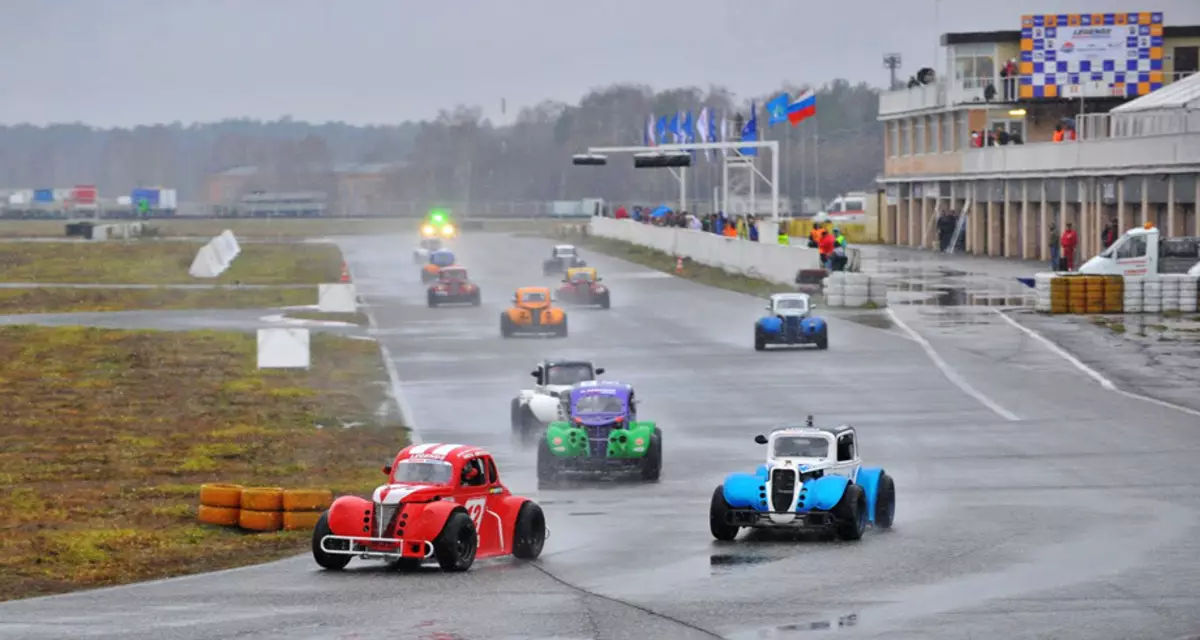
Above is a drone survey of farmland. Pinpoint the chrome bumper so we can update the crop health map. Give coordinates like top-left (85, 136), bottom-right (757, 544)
top-left (319, 535), bottom-right (435, 560)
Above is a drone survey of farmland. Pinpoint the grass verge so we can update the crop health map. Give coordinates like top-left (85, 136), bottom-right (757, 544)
top-left (0, 326), bottom-right (407, 601)
top-left (0, 218), bottom-right (572, 239)
top-left (285, 310), bottom-right (370, 325)
top-left (0, 241), bottom-right (343, 285)
top-left (0, 287), bottom-right (316, 315)
top-left (554, 232), bottom-right (791, 298)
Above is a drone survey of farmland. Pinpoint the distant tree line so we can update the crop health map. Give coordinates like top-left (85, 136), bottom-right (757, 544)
top-left (0, 80), bottom-right (882, 207)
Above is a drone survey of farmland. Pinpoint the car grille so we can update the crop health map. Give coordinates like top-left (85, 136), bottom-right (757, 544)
top-left (375, 503), bottom-right (398, 537)
top-left (586, 425), bottom-right (612, 456)
top-left (771, 468), bottom-right (796, 512)
top-left (784, 316), bottom-right (802, 338)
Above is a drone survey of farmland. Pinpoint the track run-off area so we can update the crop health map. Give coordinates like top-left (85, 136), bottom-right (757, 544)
top-left (2, 230), bottom-right (1200, 640)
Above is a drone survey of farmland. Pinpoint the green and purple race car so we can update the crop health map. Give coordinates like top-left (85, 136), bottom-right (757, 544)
top-left (537, 380), bottom-right (661, 488)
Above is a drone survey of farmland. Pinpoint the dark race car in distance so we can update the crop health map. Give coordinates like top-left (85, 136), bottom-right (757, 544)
top-left (428, 266), bottom-right (481, 307)
top-left (542, 245), bottom-right (587, 276)
top-left (555, 267), bottom-right (610, 308)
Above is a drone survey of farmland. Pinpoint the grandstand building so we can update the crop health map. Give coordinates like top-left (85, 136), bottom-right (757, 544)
top-left (877, 13), bottom-right (1200, 261)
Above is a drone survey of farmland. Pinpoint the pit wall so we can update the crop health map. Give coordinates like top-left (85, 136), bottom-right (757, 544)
top-left (587, 217), bottom-right (822, 285)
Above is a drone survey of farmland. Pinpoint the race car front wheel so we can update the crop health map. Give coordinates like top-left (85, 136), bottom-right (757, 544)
top-left (709, 486), bottom-right (740, 542)
top-left (874, 473), bottom-right (895, 529)
top-left (311, 511), bottom-right (351, 570)
top-left (640, 428), bottom-right (662, 482)
top-left (434, 511), bottom-right (478, 572)
top-left (833, 484), bottom-right (867, 541)
top-left (511, 501), bottom-right (546, 560)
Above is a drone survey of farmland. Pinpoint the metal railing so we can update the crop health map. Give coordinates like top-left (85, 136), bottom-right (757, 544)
top-left (1077, 110), bottom-right (1200, 142)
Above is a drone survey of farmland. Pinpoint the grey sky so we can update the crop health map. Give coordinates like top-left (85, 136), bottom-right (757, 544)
top-left (3, 0), bottom-right (1198, 128)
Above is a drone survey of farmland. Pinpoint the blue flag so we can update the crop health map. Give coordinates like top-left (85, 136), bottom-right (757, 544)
top-left (668, 112), bottom-right (681, 144)
top-left (656, 116), bottom-right (668, 144)
top-left (766, 93), bottom-right (790, 126)
top-left (740, 102), bottom-right (758, 156)
top-left (708, 109), bottom-right (717, 160)
top-left (682, 111), bottom-right (694, 155)
top-left (644, 114), bottom-right (653, 146)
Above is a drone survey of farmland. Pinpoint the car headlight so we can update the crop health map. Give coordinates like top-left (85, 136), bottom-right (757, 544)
top-left (442, 224), bottom-right (455, 235)
top-left (422, 225), bottom-right (435, 235)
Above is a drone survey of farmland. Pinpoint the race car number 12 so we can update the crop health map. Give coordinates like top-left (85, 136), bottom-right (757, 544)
top-left (464, 497), bottom-right (487, 535)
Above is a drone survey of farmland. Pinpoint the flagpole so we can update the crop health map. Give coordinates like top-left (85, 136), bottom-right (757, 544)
top-left (812, 116), bottom-right (821, 207)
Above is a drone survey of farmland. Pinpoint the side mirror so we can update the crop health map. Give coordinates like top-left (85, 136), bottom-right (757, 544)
top-left (382, 464), bottom-right (392, 475)
top-left (595, 367), bottom-right (605, 375)
top-left (754, 434), bottom-right (768, 445)
top-left (810, 304), bottom-right (818, 310)
top-left (511, 294), bottom-right (518, 303)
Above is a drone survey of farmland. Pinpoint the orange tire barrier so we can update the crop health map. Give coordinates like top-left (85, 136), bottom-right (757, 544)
top-left (239, 509), bottom-right (283, 532)
top-left (240, 487), bottom-right (284, 512)
top-left (282, 511), bottom-right (323, 531)
top-left (282, 489), bottom-right (333, 512)
top-left (198, 504), bottom-right (240, 526)
top-left (199, 483), bottom-right (243, 508)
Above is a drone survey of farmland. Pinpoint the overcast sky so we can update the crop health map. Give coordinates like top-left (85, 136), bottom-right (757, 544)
top-left (2, 0), bottom-right (1198, 128)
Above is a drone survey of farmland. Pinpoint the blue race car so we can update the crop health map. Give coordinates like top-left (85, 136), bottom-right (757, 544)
top-left (709, 416), bottom-right (895, 542)
top-left (754, 293), bottom-right (828, 351)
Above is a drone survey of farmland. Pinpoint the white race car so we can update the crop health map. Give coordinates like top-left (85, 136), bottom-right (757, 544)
top-left (510, 359), bottom-right (603, 443)
top-left (413, 237), bottom-right (445, 264)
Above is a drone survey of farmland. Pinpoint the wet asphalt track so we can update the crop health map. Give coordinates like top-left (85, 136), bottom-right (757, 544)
top-left (3, 232), bottom-right (1200, 640)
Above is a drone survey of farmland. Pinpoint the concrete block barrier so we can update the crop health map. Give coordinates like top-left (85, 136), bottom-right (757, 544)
top-left (189, 229), bottom-right (241, 278)
top-left (821, 271), bottom-right (890, 308)
top-left (1034, 273), bottom-right (1199, 314)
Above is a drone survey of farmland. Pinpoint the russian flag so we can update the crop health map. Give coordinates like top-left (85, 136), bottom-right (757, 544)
top-left (787, 90), bottom-right (816, 125)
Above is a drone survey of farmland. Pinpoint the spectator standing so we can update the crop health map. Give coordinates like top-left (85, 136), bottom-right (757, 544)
top-left (1061, 223), bottom-right (1079, 271)
top-left (1048, 223), bottom-right (1061, 270)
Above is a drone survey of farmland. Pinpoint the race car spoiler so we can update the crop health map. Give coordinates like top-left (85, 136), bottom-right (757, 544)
top-left (319, 535), bottom-right (435, 560)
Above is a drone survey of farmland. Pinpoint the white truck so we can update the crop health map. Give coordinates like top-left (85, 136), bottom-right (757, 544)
top-left (1079, 225), bottom-right (1200, 278)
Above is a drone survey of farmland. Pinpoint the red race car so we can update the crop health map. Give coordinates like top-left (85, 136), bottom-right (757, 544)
top-left (554, 267), bottom-right (610, 308)
top-left (427, 266), bottom-right (481, 307)
top-left (312, 443), bottom-right (547, 572)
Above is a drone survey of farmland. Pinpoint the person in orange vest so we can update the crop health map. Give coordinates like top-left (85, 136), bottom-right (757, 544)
top-left (818, 227), bottom-right (836, 270)
top-left (1053, 124), bottom-right (1065, 143)
top-left (808, 223), bottom-right (827, 248)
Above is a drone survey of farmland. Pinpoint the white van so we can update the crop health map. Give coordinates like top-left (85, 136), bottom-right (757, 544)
top-left (1079, 226), bottom-right (1200, 278)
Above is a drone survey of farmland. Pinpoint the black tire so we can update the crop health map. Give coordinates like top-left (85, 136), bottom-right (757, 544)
top-left (874, 473), bottom-right (895, 529)
top-left (640, 428), bottom-right (662, 482)
top-left (833, 484), bottom-right (868, 541)
top-left (433, 511), bottom-right (477, 572)
top-left (816, 328), bottom-right (829, 350)
top-left (500, 313), bottom-right (512, 337)
top-left (427, 291), bottom-right (438, 308)
top-left (519, 407), bottom-right (540, 444)
top-left (599, 292), bottom-right (610, 309)
top-left (536, 436), bottom-right (557, 488)
top-left (311, 511), bottom-right (351, 570)
top-left (471, 291), bottom-right (481, 306)
top-left (510, 398), bottom-right (523, 432)
top-left (511, 501), bottom-right (547, 560)
top-left (557, 316), bottom-right (568, 337)
top-left (709, 486), bottom-right (740, 542)
top-left (754, 328), bottom-right (766, 351)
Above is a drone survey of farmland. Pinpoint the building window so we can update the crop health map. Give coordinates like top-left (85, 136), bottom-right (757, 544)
top-left (954, 55), bottom-right (996, 89)
top-left (914, 117), bottom-right (926, 154)
top-left (929, 115), bottom-right (939, 153)
top-left (942, 113), bottom-right (954, 152)
top-left (899, 120), bottom-right (910, 155)
top-left (957, 111), bottom-right (969, 150)
top-left (889, 122), bottom-right (899, 157)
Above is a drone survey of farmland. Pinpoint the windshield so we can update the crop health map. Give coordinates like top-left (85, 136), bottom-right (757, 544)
top-left (554, 247), bottom-right (576, 257)
top-left (574, 393), bottom-right (625, 414)
top-left (773, 436), bottom-right (829, 458)
top-left (546, 363), bottom-right (593, 385)
top-left (393, 460), bottom-right (453, 484)
top-left (440, 269), bottom-right (467, 280)
top-left (570, 271), bottom-right (594, 282)
top-left (776, 298), bottom-right (808, 311)
top-left (522, 291), bottom-right (547, 303)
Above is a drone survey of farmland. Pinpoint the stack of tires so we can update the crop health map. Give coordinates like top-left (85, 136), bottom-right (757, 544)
top-left (823, 272), bottom-right (845, 307)
top-left (1123, 278), bottom-right (1143, 313)
top-left (1161, 274), bottom-right (1183, 314)
top-left (1182, 276), bottom-right (1199, 313)
top-left (1143, 278), bottom-right (1163, 314)
top-left (1083, 276), bottom-right (1105, 314)
top-left (868, 274), bottom-right (890, 308)
top-left (1102, 275), bottom-right (1124, 313)
top-left (197, 484), bottom-right (333, 532)
top-left (843, 273), bottom-right (870, 307)
top-left (1034, 273), bottom-right (1055, 312)
top-left (1066, 276), bottom-right (1088, 314)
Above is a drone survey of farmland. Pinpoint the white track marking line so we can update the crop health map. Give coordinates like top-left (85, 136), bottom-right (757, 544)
top-left (994, 309), bottom-right (1200, 419)
top-left (344, 256), bottom-right (421, 442)
top-left (885, 308), bottom-right (1021, 421)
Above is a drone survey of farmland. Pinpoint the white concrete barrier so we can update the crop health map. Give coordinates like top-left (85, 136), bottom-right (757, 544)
top-left (257, 328), bottom-right (310, 369)
top-left (1181, 276), bottom-right (1199, 313)
top-left (821, 271), bottom-right (890, 308)
top-left (588, 217), bottom-right (822, 286)
top-left (318, 284), bottom-right (357, 312)
top-left (1161, 274), bottom-right (1182, 312)
top-left (87, 222), bottom-right (143, 241)
top-left (189, 229), bottom-right (241, 278)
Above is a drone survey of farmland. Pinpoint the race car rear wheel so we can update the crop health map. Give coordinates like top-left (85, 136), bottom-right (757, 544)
top-left (510, 398), bottom-right (523, 432)
top-left (640, 428), bottom-right (662, 482)
top-left (833, 484), bottom-right (867, 541)
top-left (434, 511), bottom-right (477, 572)
top-left (511, 501), bottom-right (546, 560)
top-left (754, 328), bottom-right (766, 351)
top-left (709, 486), bottom-right (740, 542)
top-left (815, 327), bottom-right (829, 350)
top-left (874, 472), bottom-right (895, 529)
top-left (500, 313), bottom-right (513, 338)
top-left (471, 291), bottom-right (481, 306)
top-left (598, 291), bottom-right (610, 309)
top-left (427, 291), bottom-right (438, 308)
top-left (557, 317), bottom-right (568, 337)
top-left (311, 511), bottom-right (351, 570)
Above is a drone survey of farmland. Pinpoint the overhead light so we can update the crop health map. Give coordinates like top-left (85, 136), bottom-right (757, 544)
top-left (1008, 109), bottom-right (1027, 116)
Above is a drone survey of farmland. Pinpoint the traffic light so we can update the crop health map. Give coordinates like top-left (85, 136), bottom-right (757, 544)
top-left (572, 154), bottom-right (608, 166)
top-left (633, 152), bottom-right (691, 169)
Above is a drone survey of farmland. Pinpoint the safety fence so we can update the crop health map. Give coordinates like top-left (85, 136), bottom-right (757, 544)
top-left (198, 483), bottom-right (333, 532)
top-left (821, 272), bottom-right (890, 308)
top-left (1034, 273), bottom-right (1199, 314)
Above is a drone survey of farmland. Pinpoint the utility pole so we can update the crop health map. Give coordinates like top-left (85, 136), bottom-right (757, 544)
top-left (883, 53), bottom-right (903, 90)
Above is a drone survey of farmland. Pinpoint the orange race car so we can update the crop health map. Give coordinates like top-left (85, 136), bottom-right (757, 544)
top-left (501, 287), bottom-right (567, 338)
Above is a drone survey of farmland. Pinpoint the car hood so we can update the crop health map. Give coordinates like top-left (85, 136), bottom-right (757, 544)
top-left (371, 483), bottom-right (446, 505)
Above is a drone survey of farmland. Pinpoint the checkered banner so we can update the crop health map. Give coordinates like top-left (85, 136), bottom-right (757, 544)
top-left (1020, 12), bottom-right (1164, 99)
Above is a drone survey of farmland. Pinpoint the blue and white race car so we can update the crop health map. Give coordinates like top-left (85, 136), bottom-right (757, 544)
top-left (754, 293), bottom-right (827, 351)
top-left (709, 416), bottom-right (895, 541)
